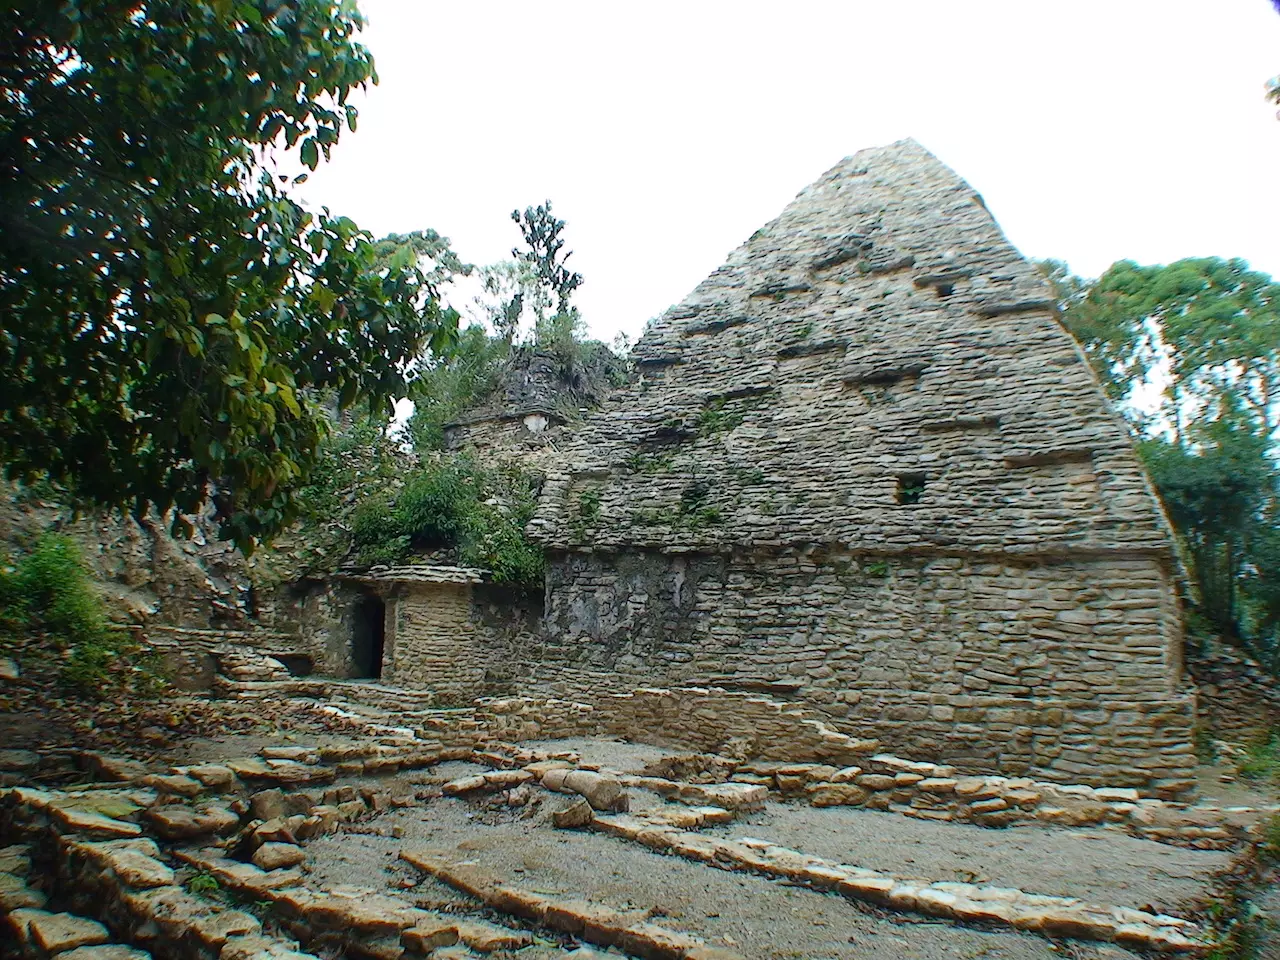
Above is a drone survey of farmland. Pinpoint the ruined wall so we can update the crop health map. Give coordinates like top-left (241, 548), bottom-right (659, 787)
top-left (507, 548), bottom-right (1192, 790)
top-left (1189, 645), bottom-right (1280, 741)
top-left (381, 582), bottom-right (541, 704)
top-left (0, 485), bottom-right (256, 631)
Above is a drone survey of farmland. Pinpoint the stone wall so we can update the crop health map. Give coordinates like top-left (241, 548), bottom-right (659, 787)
top-left (373, 581), bottom-right (541, 704)
top-left (1188, 644), bottom-right (1280, 741)
top-left (502, 139), bottom-right (1196, 793)
top-left (492, 548), bottom-right (1193, 791)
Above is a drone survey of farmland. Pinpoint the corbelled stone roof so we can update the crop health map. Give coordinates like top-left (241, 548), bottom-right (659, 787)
top-left (529, 140), bottom-right (1173, 559)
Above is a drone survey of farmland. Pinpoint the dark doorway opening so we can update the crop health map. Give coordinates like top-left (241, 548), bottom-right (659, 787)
top-left (351, 595), bottom-right (385, 679)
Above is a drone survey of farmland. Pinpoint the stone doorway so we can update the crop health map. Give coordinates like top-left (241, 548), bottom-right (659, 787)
top-left (351, 594), bottom-right (386, 679)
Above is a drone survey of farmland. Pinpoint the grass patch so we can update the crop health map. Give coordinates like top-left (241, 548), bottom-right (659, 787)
top-left (1237, 732), bottom-right (1280, 784)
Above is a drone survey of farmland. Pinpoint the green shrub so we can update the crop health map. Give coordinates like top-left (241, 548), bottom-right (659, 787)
top-left (349, 458), bottom-right (545, 588)
top-left (396, 460), bottom-right (485, 545)
top-left (0, 534), bottom-right (159, 695)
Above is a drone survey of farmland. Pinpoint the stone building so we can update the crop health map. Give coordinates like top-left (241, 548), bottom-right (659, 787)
top-left (506, 139), bottom-right (1195, 791)
top-left (162, 139), bottom-right (1194, 794)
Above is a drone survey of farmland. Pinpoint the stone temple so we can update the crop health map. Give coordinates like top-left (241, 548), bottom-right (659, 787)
top-left (513, 139), bottom-right (1195, 790)
top-left (163, 140), bottom-right (1199, 795)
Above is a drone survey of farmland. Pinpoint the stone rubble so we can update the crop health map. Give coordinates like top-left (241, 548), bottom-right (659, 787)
top-left (586, 814), bottom-right (1212, 954)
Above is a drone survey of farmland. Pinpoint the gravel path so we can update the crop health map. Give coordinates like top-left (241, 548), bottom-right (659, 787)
top-left (304, 795), bottom-right (1146, 960)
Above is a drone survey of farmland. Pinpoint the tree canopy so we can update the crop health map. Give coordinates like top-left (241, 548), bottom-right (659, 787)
top-left (0, 0), bottom-right (457, 549)
top-left (1046, 257), bottom-right (1280, 662)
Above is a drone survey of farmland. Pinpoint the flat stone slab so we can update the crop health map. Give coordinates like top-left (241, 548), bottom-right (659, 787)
top-left (29, 911), bottom-right (111, 954)
top-left (54, 947), bottom-right (152, 960)
top-left (0, 749), bottom-right (40, 772)
top-left (145, 803), bottom-right (239, 840)
top-left (252, 843), bottom-right (307, 871)
top-left (52, 807), bottom-right (143, 839)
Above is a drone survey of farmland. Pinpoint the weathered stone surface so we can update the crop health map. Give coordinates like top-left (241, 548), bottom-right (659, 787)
top-left (807, 783), bottom-right (869, 807)
top-left (461, 139), bottom-right (1199, 794)
top-left (676, 783), bottom-right (766, 812)
top-left (185, 764), bottom-right (238, 791)
top-left (453, 920), bottom-right (532, 952)
top-left (0, 749), bottom-right (40, 772)
top-left (28, 912), bottom-right (111, 954)
top-left (249, 789), bottom-right (289, 822)
top-left (53, 946), bottom-right (152, 960)
top-left (401, 919), bottom-right (459, 951)
top-left (145, 802), bottom-right (239, 840)
top-left (103, 849), bottom-right (174, 889)
top-left (552, 798), bottom-right (594, 829)
top-left (218, 934), bottom-right (316, 960)
top-left (52, 807), bottom-right (143, 839)
top-left (252, 843), bottom-right (307, 871)
top-left (82, 754), bottom-right (150, 782)
top-left (139, 774), bottom-right (203, 797)
top-left (0, 874), bottom-right (47, 910)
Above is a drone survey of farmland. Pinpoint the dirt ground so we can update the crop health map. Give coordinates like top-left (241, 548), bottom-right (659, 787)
top-left (296, 737), bottom-right (1250, 960)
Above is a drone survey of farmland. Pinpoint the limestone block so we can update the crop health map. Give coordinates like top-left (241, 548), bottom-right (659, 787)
top-left (614, 920), bottom-right (703, 957)
top-left (52, 947), bottom-right (152, 960)
top-left (552, 798), bottom-right (594, 829)
top-left (0, 749), bottom-right (40, 772)
top-left (452, 921), bottom-right (532, 952)
top-left (674, 783), bottom-right (766, 812)
top-left (543, 900), bottom-right (622, 936)
top-left (261, 747), bottom-right (319, 763)
top-left (336, 800), bottom-right (367, 822)
top-left (52, 807), bottom-right (143, 839)
top-left (807, 784), bottom-right (869, 808)
top-left (138, 774), bottom-right (203, 797)
top-left (145, 803), bottom-right (239, 840)
top-left (0, 845), bottom-right (31, 873)
top-left (559, 771), bottom-right (629, 812)
top-left (186, 764), bottom-right (237, 792)
top-left (917, 778), bottom-right (958, 794)
top-left (401, 919), bottom-right (459, 952)
top-left (218, 934), bottom-right (316, 960)
top-left (524, 759), bottom-right (574, 778)
top-left (855, 774), bottom-right (897, 791)
top-left (0, 873), bottom-right (47, 910)
top-left (967, 797), bottom-right (1008, 815)
top-left (252, 843), bottom-right (306, 871)
top-left (29, 912), bottom-right (111, 954)
top-left (82, 754), bottom-right (150, 782)
top-left (102, 849), bottom-right (174, 889)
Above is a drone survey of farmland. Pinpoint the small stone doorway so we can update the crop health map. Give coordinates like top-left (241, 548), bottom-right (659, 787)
top-left (351, 594), bottom-right (386, 679)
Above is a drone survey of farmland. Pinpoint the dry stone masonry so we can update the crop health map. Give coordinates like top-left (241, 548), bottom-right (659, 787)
top-left (509, 139), bottom-right (1195, 793)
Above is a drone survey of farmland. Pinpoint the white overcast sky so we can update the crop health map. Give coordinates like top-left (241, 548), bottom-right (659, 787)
top-left (298, 0), bottom-right (1280, 344)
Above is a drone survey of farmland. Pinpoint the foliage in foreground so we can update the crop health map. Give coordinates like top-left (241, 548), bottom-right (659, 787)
top-left (0, 1), bottom-right (457, 550)
top-left (0, 534), bottom-right (161, 694)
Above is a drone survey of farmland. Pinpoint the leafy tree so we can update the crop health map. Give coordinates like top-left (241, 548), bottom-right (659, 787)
top-left (0, 0), bottom-right (457, 550)
top-left (1050, 258), bottom-right (1280, 445)
top-left (1045, 258), bottom-right (1280, 666)
top-left (511, 201), bottom-right (583, 316)
top-left (406, 325), bottom-right (512, 451)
